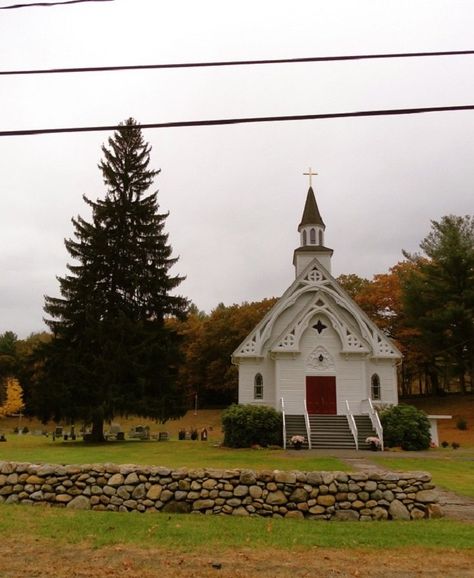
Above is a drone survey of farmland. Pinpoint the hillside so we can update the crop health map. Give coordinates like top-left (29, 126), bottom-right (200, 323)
top-left (1, 395), bottom-right (473, 447)
top-left (403, 394), bottom-right (474, 447)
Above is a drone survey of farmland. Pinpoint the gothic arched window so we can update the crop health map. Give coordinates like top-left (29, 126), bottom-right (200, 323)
top-left (318, 230), bottom-right (323, 245)
top-left (371, 374), bottom-right (381, 401)
top-left (302, 230), bottom-right (307, 245)
top-left (254, 373), bottom-right (263, 400)
top-left (310, 228), bottom-right (316, 244)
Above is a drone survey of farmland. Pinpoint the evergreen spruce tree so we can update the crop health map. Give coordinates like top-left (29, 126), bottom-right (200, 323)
top-left (402, 215), bottom-right (474, 393)
top-left (36, 118), bottom-right (188, 441)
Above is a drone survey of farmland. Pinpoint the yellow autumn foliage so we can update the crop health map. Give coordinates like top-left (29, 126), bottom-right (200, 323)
top-left (0, 377), bottom-right (25, 417)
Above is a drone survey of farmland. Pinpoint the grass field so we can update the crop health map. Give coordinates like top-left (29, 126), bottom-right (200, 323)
top-left (1, 504), bottom-right (473, 550)
top-left (0, 435), bottom-right (347, 472)
top-left (374, 454), bottom-right (474, 498)
top-left (1, 399), bottom-right (474, 577)
top-left (0, 504), bottom-right (473, 577)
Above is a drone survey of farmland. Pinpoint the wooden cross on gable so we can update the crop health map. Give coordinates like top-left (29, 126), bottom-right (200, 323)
top-left (303, 167), bottom-right (318, 187)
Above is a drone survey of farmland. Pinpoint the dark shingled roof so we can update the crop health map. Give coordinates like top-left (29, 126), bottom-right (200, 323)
top-left (298, 186), bottom-right (325, 231)
top-left (293, 245), bottom-right (334, 254)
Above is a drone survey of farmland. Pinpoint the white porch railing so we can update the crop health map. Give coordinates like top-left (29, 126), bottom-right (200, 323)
top-left (345, 400), bottom-right (359, 451)
top-left (280, 397), bottom-right (286, 450)
top-left (303, 398), bottom-right (312, 450)
top-left (363, 398), bottom-right (384, 451)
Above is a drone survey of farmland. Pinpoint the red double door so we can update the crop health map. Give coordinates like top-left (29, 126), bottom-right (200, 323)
top-left (306, 376), bottom-right (337, 414)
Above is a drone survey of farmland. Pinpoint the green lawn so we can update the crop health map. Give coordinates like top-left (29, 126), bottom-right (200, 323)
top-left (0, 435), bottom-right (346, 472)
top-left (373, 455), bottom-right (474, 498)
top-left (1, 436), bottom-right (474, 559)
top-left (1, 504), bottom-right (473, 550)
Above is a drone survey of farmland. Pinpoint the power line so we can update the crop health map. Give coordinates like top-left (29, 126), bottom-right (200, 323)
top-left (1, 50), bottom-right (474, 76)
top-left (0, 0), bottom-right (113, 8)
top-left (1, 104), bottom-right (474, 137)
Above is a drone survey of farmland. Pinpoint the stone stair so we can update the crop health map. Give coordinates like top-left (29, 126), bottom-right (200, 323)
top-left (354, 415), bottom-right (378, 450)
top-left (284, 414), bottom-right (309, 449)
top-left (309, 415), bottom-right (357, 449)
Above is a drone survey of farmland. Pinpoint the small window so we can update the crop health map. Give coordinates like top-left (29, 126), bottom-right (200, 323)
top-left (371, 374), bottom-right (381, 400)
top-left (318, 230), bottom-right (323, 245)
top-left (254, 373), bottom-right (263, 400)
top-left (302, 230), bottom-right (307, 245)
top-left (310, 228), bottom-right (316, 244)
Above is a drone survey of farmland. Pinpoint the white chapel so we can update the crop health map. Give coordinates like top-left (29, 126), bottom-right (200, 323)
top-left (232, 173), bottom-right (402, 449)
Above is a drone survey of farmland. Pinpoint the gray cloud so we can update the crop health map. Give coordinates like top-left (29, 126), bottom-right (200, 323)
top-left (1, 0), bottom-right (473, 336)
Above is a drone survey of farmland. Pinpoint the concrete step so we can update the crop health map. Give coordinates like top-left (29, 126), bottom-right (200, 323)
top-left (284, 414), bottom-right (309, 449)
top-left (308, 414), bottom-right (356, 449)
top-left (284, 414), bottom-right (381, 450)
top-left (354, 415), bottom-right (379, 449)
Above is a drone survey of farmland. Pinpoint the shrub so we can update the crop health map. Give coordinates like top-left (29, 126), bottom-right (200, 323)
top-left (452, 441), bottom-right (460, 449)
top-left (456, 417), bottom-right (468, 430)
top-left (222, 404), bottom-right (282, 448)
top-left (441, 440), bottom-right (449, 448)
top-left (380, 404), bottom-right (431, 451)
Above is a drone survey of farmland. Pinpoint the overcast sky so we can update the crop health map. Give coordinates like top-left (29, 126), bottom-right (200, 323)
top-left (1, 0), bottom-right (473, 337)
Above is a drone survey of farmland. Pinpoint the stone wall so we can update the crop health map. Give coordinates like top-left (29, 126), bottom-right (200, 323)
top-left (0, 461), bottom-right (441, 520)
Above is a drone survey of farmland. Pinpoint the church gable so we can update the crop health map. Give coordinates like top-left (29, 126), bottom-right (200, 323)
top-left (233, 257), bottom-right (401, 360)
top-left (232, 270), bottom-right (319, 358)
top-left (299, 259), bottom-right (401, 359)
top-left (269, 289), bottom-right (370, 355)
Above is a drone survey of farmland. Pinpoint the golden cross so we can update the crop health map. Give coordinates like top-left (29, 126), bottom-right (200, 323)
top-left (303, 167), bottom-right (318, 187)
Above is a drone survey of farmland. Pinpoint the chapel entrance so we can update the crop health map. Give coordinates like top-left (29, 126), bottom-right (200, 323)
top-left (306, 376), bottom-right (337, 414)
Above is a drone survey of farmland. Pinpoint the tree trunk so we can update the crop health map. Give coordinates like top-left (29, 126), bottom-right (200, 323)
top-left (90, 412), bottom-right (105, 442)
top-left (470, 354), bottom-right (474, 393)
top-left (430, 368), bottom-right (440, 395)
top-left (457, 346), bottom-right (466, 394)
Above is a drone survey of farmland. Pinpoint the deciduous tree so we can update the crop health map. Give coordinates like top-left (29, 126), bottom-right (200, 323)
top-left (336, 273), bottom-right (370, 300)
top-left (172, 298), bottom-right (277, 406)
top-left (339, 264), bottom-right (424, 396)
top-left (0, 377), bottom-right (24, 417)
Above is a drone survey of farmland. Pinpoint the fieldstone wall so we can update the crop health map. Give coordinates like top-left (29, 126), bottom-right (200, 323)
top-left (0, 461), bottom-right (441, 521)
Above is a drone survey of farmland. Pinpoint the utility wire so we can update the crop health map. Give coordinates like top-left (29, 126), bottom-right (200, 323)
top-left (1, 50), bottom-right (474, 76)
top-left (1, 104), bottom-right (474, 137)
top-left (0, 0), bottom-right (113, 8)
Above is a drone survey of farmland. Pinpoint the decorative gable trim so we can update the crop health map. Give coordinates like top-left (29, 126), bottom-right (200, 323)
top-left (306, 345), bottom-right (335, 373)
top-left (232, 258), bottom-right (402, 360)
top-left (269, 291), bottom-right (371, 354)
top-left (303, 266), bottom-right (326, 284)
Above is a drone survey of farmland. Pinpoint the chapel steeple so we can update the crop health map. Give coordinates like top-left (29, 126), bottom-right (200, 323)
top-left (293, 169), bottom-right (333, 276)
top-left (298, 186), bottom-right (326, 233)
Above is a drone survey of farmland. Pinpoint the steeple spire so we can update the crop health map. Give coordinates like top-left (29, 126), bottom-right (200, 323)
top-left (293, 172), bottom-right (333, 276)
top-left (298, 186), bottom-right (325, 231)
